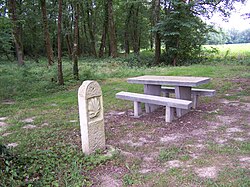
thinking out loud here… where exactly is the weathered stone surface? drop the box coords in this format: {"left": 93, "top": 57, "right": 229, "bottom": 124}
{"left": 78, "top": 81, "right": 105, "bottom": 155}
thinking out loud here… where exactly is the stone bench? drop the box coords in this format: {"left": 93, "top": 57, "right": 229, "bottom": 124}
{"left": 161, "top": 86, "right": 216, "bottom": 109}
{"left": 116, "top": 91, "right": 192, "bottom": 122}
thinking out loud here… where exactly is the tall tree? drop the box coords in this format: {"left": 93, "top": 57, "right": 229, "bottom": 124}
{"left": 99, "top": 0, "right": 108, "bottom": 57}
{"left": 8, "top": 0, "right": 24, "bottom": 65}
{"left": 157, "top": 0, "right": 211, "bottom": 65}
{"left": 131, "top": 3, "right": 140, "bottom": 54}
{"left": 86, "top": 0, "right": 97, "bottom": 57}
{"left": 57, "top": 0, "right": 64, "bottom": 85}
{"left": 107, "top": 0, "right": 117, "bottom": 58}
{"left": 41, "top": 0, "right": 54, "bottom": 66}
{"left": 154, "top": 0, "right": 161, "bottom": 65}
{"left": 72, "top": 2, "right": 79, "bottom": 80}
{"left": 124, "top": 3, "right": 133, "bottom": 55}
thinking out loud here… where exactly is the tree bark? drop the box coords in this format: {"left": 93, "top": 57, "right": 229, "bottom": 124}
{"left": 150, "top": 0, "right": 156, "bottom": 51}
{"left": 57, "top": 0, "right": 64, "bottom": 85}
{"left": 72, "top": 3, "right": 79, "bottom": 80}
{"left": 132, "top": 4, "right": 140, "bottom": 54}
{"left": 66, "top": 33, "right": 72, "bottom": 59}
{"left": 108, "top": 0, "right": 117, "bottom": 58}
{"left": 99, "top": 0, "right": 108, "bottom": 58}
{"left": 154, "top": 0, "right": 161, "bottom": 65}
{"left": 41, "top": 0, "right": 54, "bottom": 66}
{"left": 8, "top": 0, "right": 24, "bottom": 66}
{"left": 124, "top": 4, "right": 134, "bottom": 55}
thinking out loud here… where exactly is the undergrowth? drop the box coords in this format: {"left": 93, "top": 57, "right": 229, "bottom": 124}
{"left": 0, "top": 144, "right": 110, "bottom": 186}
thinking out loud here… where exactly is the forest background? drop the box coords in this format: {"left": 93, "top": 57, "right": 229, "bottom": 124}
{"left": 1, "top": 0, "right": 250, "bottom": 72}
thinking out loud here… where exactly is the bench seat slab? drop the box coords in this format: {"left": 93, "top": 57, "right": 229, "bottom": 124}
{"left": 116, "top": 91, "right": 192, "bottom": 122}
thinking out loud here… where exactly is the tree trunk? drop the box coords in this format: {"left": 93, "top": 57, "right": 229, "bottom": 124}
{"left": 86, "top": 0, "right": 97, "bottom": 57}
{"left": 124, "top": 4, "right": 133, "bottom": 55}
{"left": 132, "top": 5, "right": 140, "bottom": 54}
{"left": 99, "top": 0, "right": 108, "bottom": 58}
{"left": 154, "top": 0, "right": 161, "bottom": 65}
{"left": 150, "top": 0, "right": 156, "bottom": 51}
{"left": 41, "top": 0, "right": 54, "bottom": 66}
{"left": 108, "top": 0, "right": 117, "bottom": 58}
{"left": 8, "top": 0, "right": 24, "bottom": 66}
{"left": 66, "top": 33, "right": 72, "bottom": 59}
{"left": 72, "top": 3, "right": 79, "bottom": 80}
{"left": 57, "top": 0, "right": 64, "bottom": 85}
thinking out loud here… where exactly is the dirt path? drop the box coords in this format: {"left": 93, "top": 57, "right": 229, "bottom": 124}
{"left": 89, "top": 78, "right": 250, "bottom": 186}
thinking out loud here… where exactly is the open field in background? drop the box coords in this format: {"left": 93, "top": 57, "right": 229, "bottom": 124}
{"left": 203, "top": 43, "right": 250, "bottom": 64}
{"left": 0, "top": 44, "right": 250, "bottom": 186}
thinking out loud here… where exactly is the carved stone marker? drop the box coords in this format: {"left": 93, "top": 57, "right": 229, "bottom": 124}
{"left": 78, "top": 81, "right": 105, "bottom": 155}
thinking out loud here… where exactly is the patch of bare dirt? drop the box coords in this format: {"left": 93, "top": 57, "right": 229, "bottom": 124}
{"left": 99, "top": 175, "right": 122, "bottom": 187}
{"left": 21, "top": 117, "right": 36, "bottom": 123}
{"left": 0, "top": 121, "right": 9, "bottom": 127}
{"left": 165, "top": 160, "right": 184, "bottom": 169}
{"left": 226, "top": 127, "right": 243, "bottom": 133}
{"left": 2, "top": 99, "right": 15, "bottom": 105}
{"left": 2, "top": 132, "right": 13, "bottom": 137}
{"left": 195, "top": 166, "right": 219, "bottom": 179}
{"left": 238, "top": 156, "right": 250, "bottom": 169}
{"left": 41, "top": 123, "right": 49, "bottom": 127}
{"left": 22, "top": 124, "right": 37, "bottom": 129}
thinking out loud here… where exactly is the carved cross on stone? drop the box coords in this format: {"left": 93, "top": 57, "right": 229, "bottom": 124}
{"left": 78, "top": 80, "right": 106, "bottom": 154}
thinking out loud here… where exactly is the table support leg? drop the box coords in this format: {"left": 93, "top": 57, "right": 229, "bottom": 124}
{"left": 134, "top": 101, "right": 141, "bottom": 117}
{"left": 175, "top": 86, "right": 192, "bottom": 117}
{"left": 144, "top": 84, "right": 162, "bottom": 113}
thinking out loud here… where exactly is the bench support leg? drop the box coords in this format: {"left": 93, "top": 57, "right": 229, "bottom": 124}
{"left": 134, "top": 101, "right": 142, "bottom": 118}
{"left": 165, "top": 107, "right": 174, "bottom": 122}
{"left": 175, "top": 86, "right": 192, "bottom": 117}
{"left": 193, "top": 95, "right": 199, "bottom": 109}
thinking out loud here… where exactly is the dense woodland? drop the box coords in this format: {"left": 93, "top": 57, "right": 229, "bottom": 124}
{"left": 0, "top": 0, "right": 248, "bottom": 83}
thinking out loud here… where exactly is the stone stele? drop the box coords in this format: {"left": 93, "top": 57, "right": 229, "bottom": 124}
{"left": 78, "top": 80, "right": 105, "bottom": 154}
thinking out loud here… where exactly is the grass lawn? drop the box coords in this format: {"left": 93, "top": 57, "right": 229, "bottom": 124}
{"left": 0, "top": 52, "right": 250, "bottom": 186}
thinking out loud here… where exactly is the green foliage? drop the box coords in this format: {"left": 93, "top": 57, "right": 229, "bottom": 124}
{"left": 0, "top": 144, "right": 109, "bottom": 186}
{"left": 123, "top": 174, "right": 136, "bottom": 185}
{"left": 207, "top": 28, "right": 250, "bottom": 45}
{"left": 0, "top": 62, "right": 62, "bottom": 100}
{"left": 0, "top": 17, "right": 13, "bottom": 57}
{"left": 157, "top": 0, "right": 211, "bottom": 65}
{"left": 158, "top": 146, "right": 185, "bottom": 162}
{"left": 225, "top": 28, "right": 250, "bottom": 44}
{"left": 125, "top": 53, "right": 154, "bottom": 67}
{"left": 205, "top": 28, "right": 228, "bottom": 45}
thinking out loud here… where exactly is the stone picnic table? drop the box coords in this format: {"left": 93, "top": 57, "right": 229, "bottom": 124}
{"left": 127, "top": 75, "right": 210, "bottom": 117}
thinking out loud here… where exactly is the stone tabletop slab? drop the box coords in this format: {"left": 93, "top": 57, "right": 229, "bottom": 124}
{"left": 127, "top": 75, "right": 210, "bottom": 87}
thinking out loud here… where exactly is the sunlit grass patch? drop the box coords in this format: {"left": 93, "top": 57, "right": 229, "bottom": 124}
{"left": 203, "top": 43, "right": 250, "bottom": 65}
